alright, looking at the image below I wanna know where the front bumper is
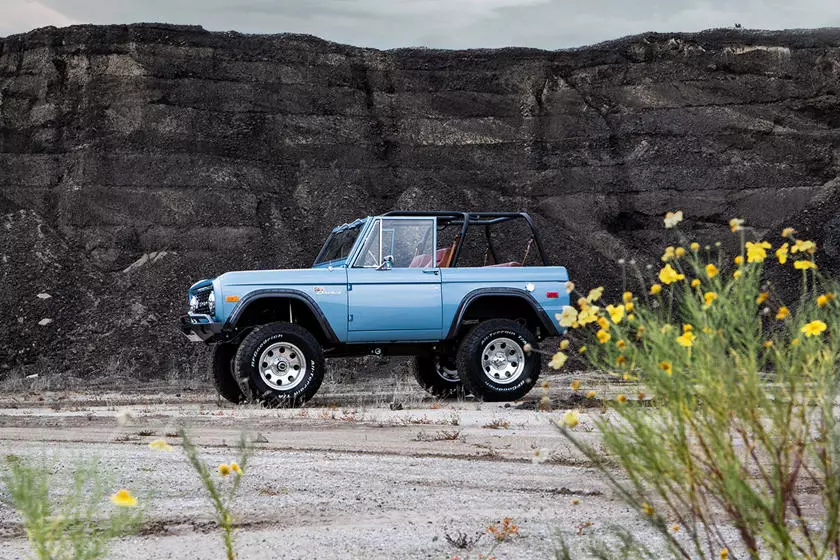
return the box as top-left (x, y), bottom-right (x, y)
top-left (180, 315), bottom-right (225, 343)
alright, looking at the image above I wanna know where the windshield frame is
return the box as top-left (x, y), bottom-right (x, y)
top-left (312, 218), bottom-right (367, 267)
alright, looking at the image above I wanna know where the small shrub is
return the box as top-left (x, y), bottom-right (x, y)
top-left (179, 429), bottom-right (252, 560)
top-left (554, 215), bottom-right (840, 559)
top-left (1, 456), bottom-right (142, 560)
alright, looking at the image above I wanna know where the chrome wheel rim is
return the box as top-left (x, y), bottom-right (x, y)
top-left (480, 337), bottom-right (525, 384)
top-left (435, 357), bottom-right (459, 382)
top-left (258, 342), bottom-right (307, 391)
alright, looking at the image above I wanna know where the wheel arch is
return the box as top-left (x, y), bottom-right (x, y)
top-left (225, 289), bottom-right (339, 346)
top-left (447, 288), bottom-right (558, 340)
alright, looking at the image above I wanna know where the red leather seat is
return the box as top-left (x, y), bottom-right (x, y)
top-left (408, 248), bottom-right (450, 268)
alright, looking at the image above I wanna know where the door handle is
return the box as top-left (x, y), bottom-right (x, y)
top-left (423, 269), bottom-right (439, 275)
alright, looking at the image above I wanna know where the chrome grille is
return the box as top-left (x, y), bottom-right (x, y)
top-left (194, 288), bottom-right (214, 315)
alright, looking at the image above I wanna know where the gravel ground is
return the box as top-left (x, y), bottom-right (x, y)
top-left (0, 384), bottom-right (684, 559)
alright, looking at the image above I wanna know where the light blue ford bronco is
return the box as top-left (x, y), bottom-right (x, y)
top-left (181, 211), bottom-right (570, 406)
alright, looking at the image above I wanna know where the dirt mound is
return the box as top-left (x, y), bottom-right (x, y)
top-left (1, 24), bottom-right (840, 379)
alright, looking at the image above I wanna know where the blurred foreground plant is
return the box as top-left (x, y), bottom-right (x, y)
top-left (553, 216), bottom-right (840, 559)
top-left (1, 455), bottom-right (142, 560)
top-left (179, 428), bottom-right (252, 560)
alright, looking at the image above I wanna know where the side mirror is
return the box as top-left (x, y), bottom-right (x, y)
top-left (377, 255), bottom-right (394, 270)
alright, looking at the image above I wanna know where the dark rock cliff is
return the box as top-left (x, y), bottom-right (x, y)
top-left (2, 24), bottom-right (840, 379)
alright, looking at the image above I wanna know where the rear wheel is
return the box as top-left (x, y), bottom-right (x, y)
top-left (413, 354), bottom-right (463, 398)
top-left (233, 322), bottom-right (325, 407)
top-left (212, 342), bottom-right (246, 404)
top-left (456, 319), bottom-right (540, 402)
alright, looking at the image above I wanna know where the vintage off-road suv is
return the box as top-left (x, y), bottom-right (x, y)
top-left (181, 211), bottom-right (570, 406)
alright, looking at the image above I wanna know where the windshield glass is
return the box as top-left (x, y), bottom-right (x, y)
top-left (314, 223), bottom-right (363, 265)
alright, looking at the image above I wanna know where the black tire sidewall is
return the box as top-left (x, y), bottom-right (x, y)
top-left (212, 342), bottom-right (246, 404)
top-left (458, 321), bottom-right (539, 401)
top-left (413, 354), bottom-right (462, 398)
top-left (235, 323), bottom-right (324, 407)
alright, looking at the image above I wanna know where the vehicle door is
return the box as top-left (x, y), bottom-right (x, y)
top-left (346, 217), bottom-right (443, 342)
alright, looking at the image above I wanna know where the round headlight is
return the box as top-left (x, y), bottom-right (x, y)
top-left (207, 291), bottom-right (216, 314)
top-left (189, 295), bottom-right (198, 312)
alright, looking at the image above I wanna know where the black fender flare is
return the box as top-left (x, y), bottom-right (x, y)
top-left (224, 289), bottom-right (339, 345)
top-left (446, 287), bottom-right (560, 340)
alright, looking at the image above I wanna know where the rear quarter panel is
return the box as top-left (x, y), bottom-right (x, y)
top-left (440, 266), bottom-right (570, 336)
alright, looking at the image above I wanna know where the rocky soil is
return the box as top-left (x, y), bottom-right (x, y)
top-left (2, 24), bottom-right (840, 378)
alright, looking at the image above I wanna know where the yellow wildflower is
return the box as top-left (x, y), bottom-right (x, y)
top-left (597, 316), bottom-right (610, 330)
top-left (606, 304), bottom-right (625, 324)
top-left (148, 439), bottom-right (173, 452)
top-left (721, 548), bottom-right (729, 560)
top-left (659, 264), bottom-right (684, 285)
top-left (586, 287), bottom-right (604, 302)
top-left (111, 489), bottom-right (137, 507)
top-left (675, 247), bottom-right (686, 258)
top-left (230, 462), bottom-right (243, 475)
top-left (617, 394), bottom-right (628, 403)
top-left (781, 227), bottom-right (796, 238)
top-left (563, 410), bottom-right (580, 428)
top-left (802, 320), bottom-right (827, 337)
top-left (622, 291), bottom-right (633, 303)
top-left (549, 352), bottom-right (568, 370)
top-left (616, 339), bottom-right (627, 350)
top-left (559, 339), bottom-right (570, 350)
top-left (690, 242), bottom-right (700, 252)
top-left (691, 278), bottom-right (701, 289)
top-left (616, 355), bottom-right (627, 366)
top-left (557, 306), bottom-right (578, 328)
top-left (662, 246), bottom-right (676, 262)
top-left (792, 338), bottom-right (800, 346)
top-left (578, 345), bottom-right (586, 353)
top-left (596, 329), bottom-right (611, 344)
top-left (763, 340), bottom-right (773, 349)
top-left (677, 331), bottom-right (696, 348)
top-left (570, 379), bottom-right (581, 391)
top-left (664, 210), bottom-right (683, 228)
top-left (672, 524), bottom-right (680, 532)
top-left (792, 239), bottom-right (816, 254)
top-left (219, 464), bottom-right (232, 477)
top-left (776, 306), bottom-right (789, 320)
top-left (776, 242), bottom-right (789, 264)
top-left (733, 270), bottom-right (742, 279)
top-left (746, 241), bottom-right (771, 263)
top-left (577, 306), bottom-right (599, 326)
top-left (705, 263), bottom-right (719, 278)
top-left (642, 502), bottom-right (655, 516)
top-left (729, 218), bottom-right (745, 232)
top-left (794, 260), bottom-right (817, 270)
top-left (650, 283), bottom-right (662, 295)
top-left (586, 390), bottom-right (597, 398)
top-left (658, 361), bottom-right (673, 375)
top-left (625, 301), bottom-right (634, 312)
top-left (565, 281), bottom-right (575, 294)
top-left (734, 255), bottom-right (744, 265)
top-left (818, 294), bottom-right (829, 307)
top-left (703, 326), bottom-right (714, 334)
top-left (683, 324), bottom-right (693, 332)
top-left (636, 325), bottom-right (646, 339)
top-left (756, 292), bottom-right (769, 304)
top-left (577, 297), bottom-right (590, 309)
top-left (704, 292), bottom-right (718, 307)
top-left (660, 324), bottom-right (673, 333)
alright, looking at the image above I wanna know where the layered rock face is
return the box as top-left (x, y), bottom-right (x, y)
top-left (1, 24), bottom-right (839, 378)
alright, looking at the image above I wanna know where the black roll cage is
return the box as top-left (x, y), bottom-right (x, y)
top-left (381, 211), bottom-right (550, 267)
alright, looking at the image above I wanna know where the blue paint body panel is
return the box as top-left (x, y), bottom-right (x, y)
top-left (185, 214), bottom-right (571, 345)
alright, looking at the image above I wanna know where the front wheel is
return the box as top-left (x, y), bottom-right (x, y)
top-left (413, 354), bottom-right (463, 398)
top-left (456, 319), bottom-right (540, 402)
top-left (233, 322), bottom-right (325, 407)
top-left (212, 342), bottom-right (246, 404)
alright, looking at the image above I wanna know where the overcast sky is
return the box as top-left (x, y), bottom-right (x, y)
top-left (3, 0), bottom-right (840, 49)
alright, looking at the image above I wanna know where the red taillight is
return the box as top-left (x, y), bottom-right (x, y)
top-left (546, 291), bottom-right (559, 298)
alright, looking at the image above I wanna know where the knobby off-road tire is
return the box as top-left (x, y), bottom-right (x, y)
top-left (212, 342), bottom-right (247, 404)
top-left (413, 354), bottom-right (463, 398)
top-left (233, 322), bottom-right (325, 407)
top-left (456, 319), bottom-right (540, 402)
